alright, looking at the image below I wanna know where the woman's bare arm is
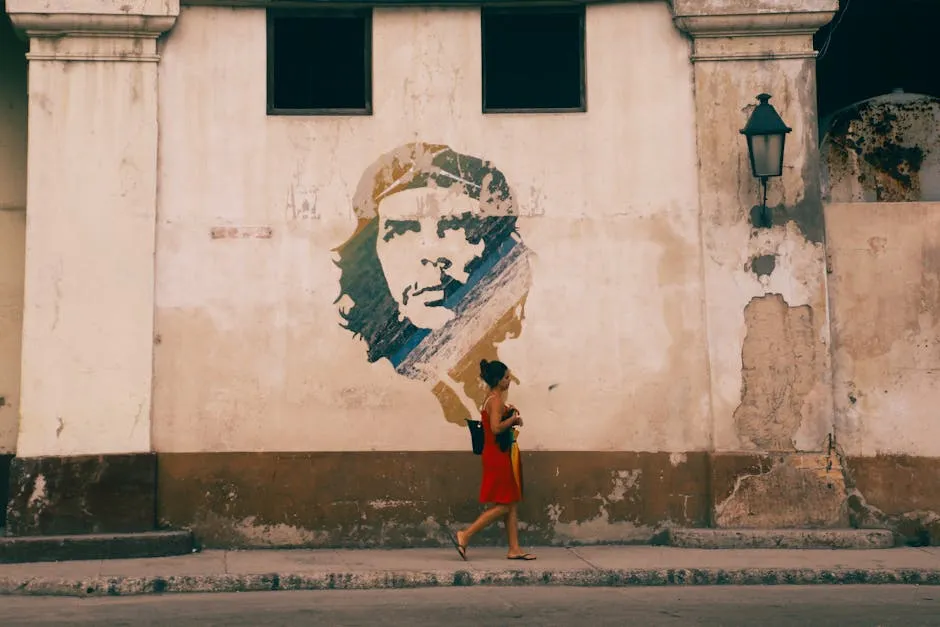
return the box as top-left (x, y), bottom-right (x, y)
top-left (487, 395), bottom-right (518, 434)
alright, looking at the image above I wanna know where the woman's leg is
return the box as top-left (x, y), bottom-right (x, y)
top-left (505, 503), bottom-right (521, 554)
top-left (505, 503), bottom-right (535, 559)
top-left (457, 504), bottom-right (509, 547)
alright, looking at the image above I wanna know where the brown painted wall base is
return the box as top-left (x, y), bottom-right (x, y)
top-left (847, 455), bottom-right (940, 546)
top-left (5, 453), bottom-right (157, 536)
top-left (157, 451), bottom-right (711, 548)
top-left (3, 450), bottom-right (935, 546)
top-left (848, 455), bottom-right (940, 514)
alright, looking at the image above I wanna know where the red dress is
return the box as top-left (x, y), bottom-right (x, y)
top-left (479, 404), bottom-right (523, 504)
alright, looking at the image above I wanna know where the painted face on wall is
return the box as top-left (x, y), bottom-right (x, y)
top-left (335, 142), bottom-right (533, 426)
top-left (376, 188), bottom-right (485, 330)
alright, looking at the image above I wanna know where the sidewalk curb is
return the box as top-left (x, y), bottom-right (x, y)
top-left (2, 568), bottom-right (940, 597)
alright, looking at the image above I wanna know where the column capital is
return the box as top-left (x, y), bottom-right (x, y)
top-left (7, 1), bottom-right (179, 62)
top-left (670, 0), bottom-right (837, 63)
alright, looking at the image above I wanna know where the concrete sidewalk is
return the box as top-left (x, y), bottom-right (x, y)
top-left (1, 546), bottom-right (940, 597)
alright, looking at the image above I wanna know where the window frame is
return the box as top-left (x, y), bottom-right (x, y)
top-left (481, 4), bottom-right (587, 115)
top-left (266, 7), bottom-right (374, 116)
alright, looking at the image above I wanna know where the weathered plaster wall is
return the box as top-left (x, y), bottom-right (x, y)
top-left (826, 201), bottom-right (940, 543)
top-left (827, 202), bottom-right (940, 458)
top-left (0, 6), bottom-right (27, 454)
top-left (153, 3), bottom-right (710, 454)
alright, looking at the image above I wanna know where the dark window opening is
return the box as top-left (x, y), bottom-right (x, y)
top-left (482, 6), bottom-right (586, 113)
top-left (267, 9), bottom-right (372, 115)
top-left (815, 0), bottom-right (940, 122)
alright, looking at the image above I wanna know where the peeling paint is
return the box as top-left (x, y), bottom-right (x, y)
top-left (548, 509), bottom-right (653, 545)
top-left (27, 474), bottom-right (47, 509)
top-left (605, 469), bottom-right (641, 503)
top-left (216, 513), bottom-right (331, 547)
top-left (209, 226), bottom-right (274, 240)
top-left (544, 501), bottom-right (651, 545)
top-left (733, 294), bottom-right (817, 450)
top-left (669, 453), bottom-right (687, 467)
top-left (368, 500), bottom-right (416, 510)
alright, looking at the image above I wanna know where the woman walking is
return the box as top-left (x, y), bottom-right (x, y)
top-left (453, 359), bottom-right (536, 561)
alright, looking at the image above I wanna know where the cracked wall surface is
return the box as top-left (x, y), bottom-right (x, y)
top-left (713, 452), bottom-right (847, 529)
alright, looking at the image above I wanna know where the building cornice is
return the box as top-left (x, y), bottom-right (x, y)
top-left (9, 13), bottom-right (177, 37)
top-left (674, 11), bottom-right (838, 38)
top-left (672, 9), bottom-right (837, 62)
top-left (8, 13), bottom-right (178, 62)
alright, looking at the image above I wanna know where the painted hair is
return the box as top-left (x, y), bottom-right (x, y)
top-left (480, 359), bottom-right (509, 388)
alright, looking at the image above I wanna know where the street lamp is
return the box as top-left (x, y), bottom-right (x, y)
top-left (740, 93), bottom-right (791, 228)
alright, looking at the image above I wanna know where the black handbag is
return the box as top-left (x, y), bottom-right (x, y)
top-left (466, 419), bottom-right (484, 455)
top-left (467, 407), bottom-right (517, 455)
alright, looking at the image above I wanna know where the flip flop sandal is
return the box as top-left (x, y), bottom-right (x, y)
top-left (507, 553), bottom-right (537, 560)
top-left (447, 530), bottom-right (468, 561)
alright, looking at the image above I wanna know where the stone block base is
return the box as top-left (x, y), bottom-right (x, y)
top-left (0, 530), bottom-right (193, 564)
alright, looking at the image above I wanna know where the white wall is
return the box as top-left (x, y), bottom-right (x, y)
top-left (12, 18), bottom-right (164, 457)
top-left (152, 2), bottom-right (709, 453)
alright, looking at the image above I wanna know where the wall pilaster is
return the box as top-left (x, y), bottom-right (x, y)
top-left (673, 0), bottom-right (844, 527)
top-left (4, 0), bottom-right (177, 534)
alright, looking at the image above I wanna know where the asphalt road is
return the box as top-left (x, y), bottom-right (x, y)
top-left (1, 586), bottom-right (938, 626)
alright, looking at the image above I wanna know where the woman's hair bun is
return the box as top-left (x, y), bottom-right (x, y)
top-left (479, 359), bottom-right (509, 388)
